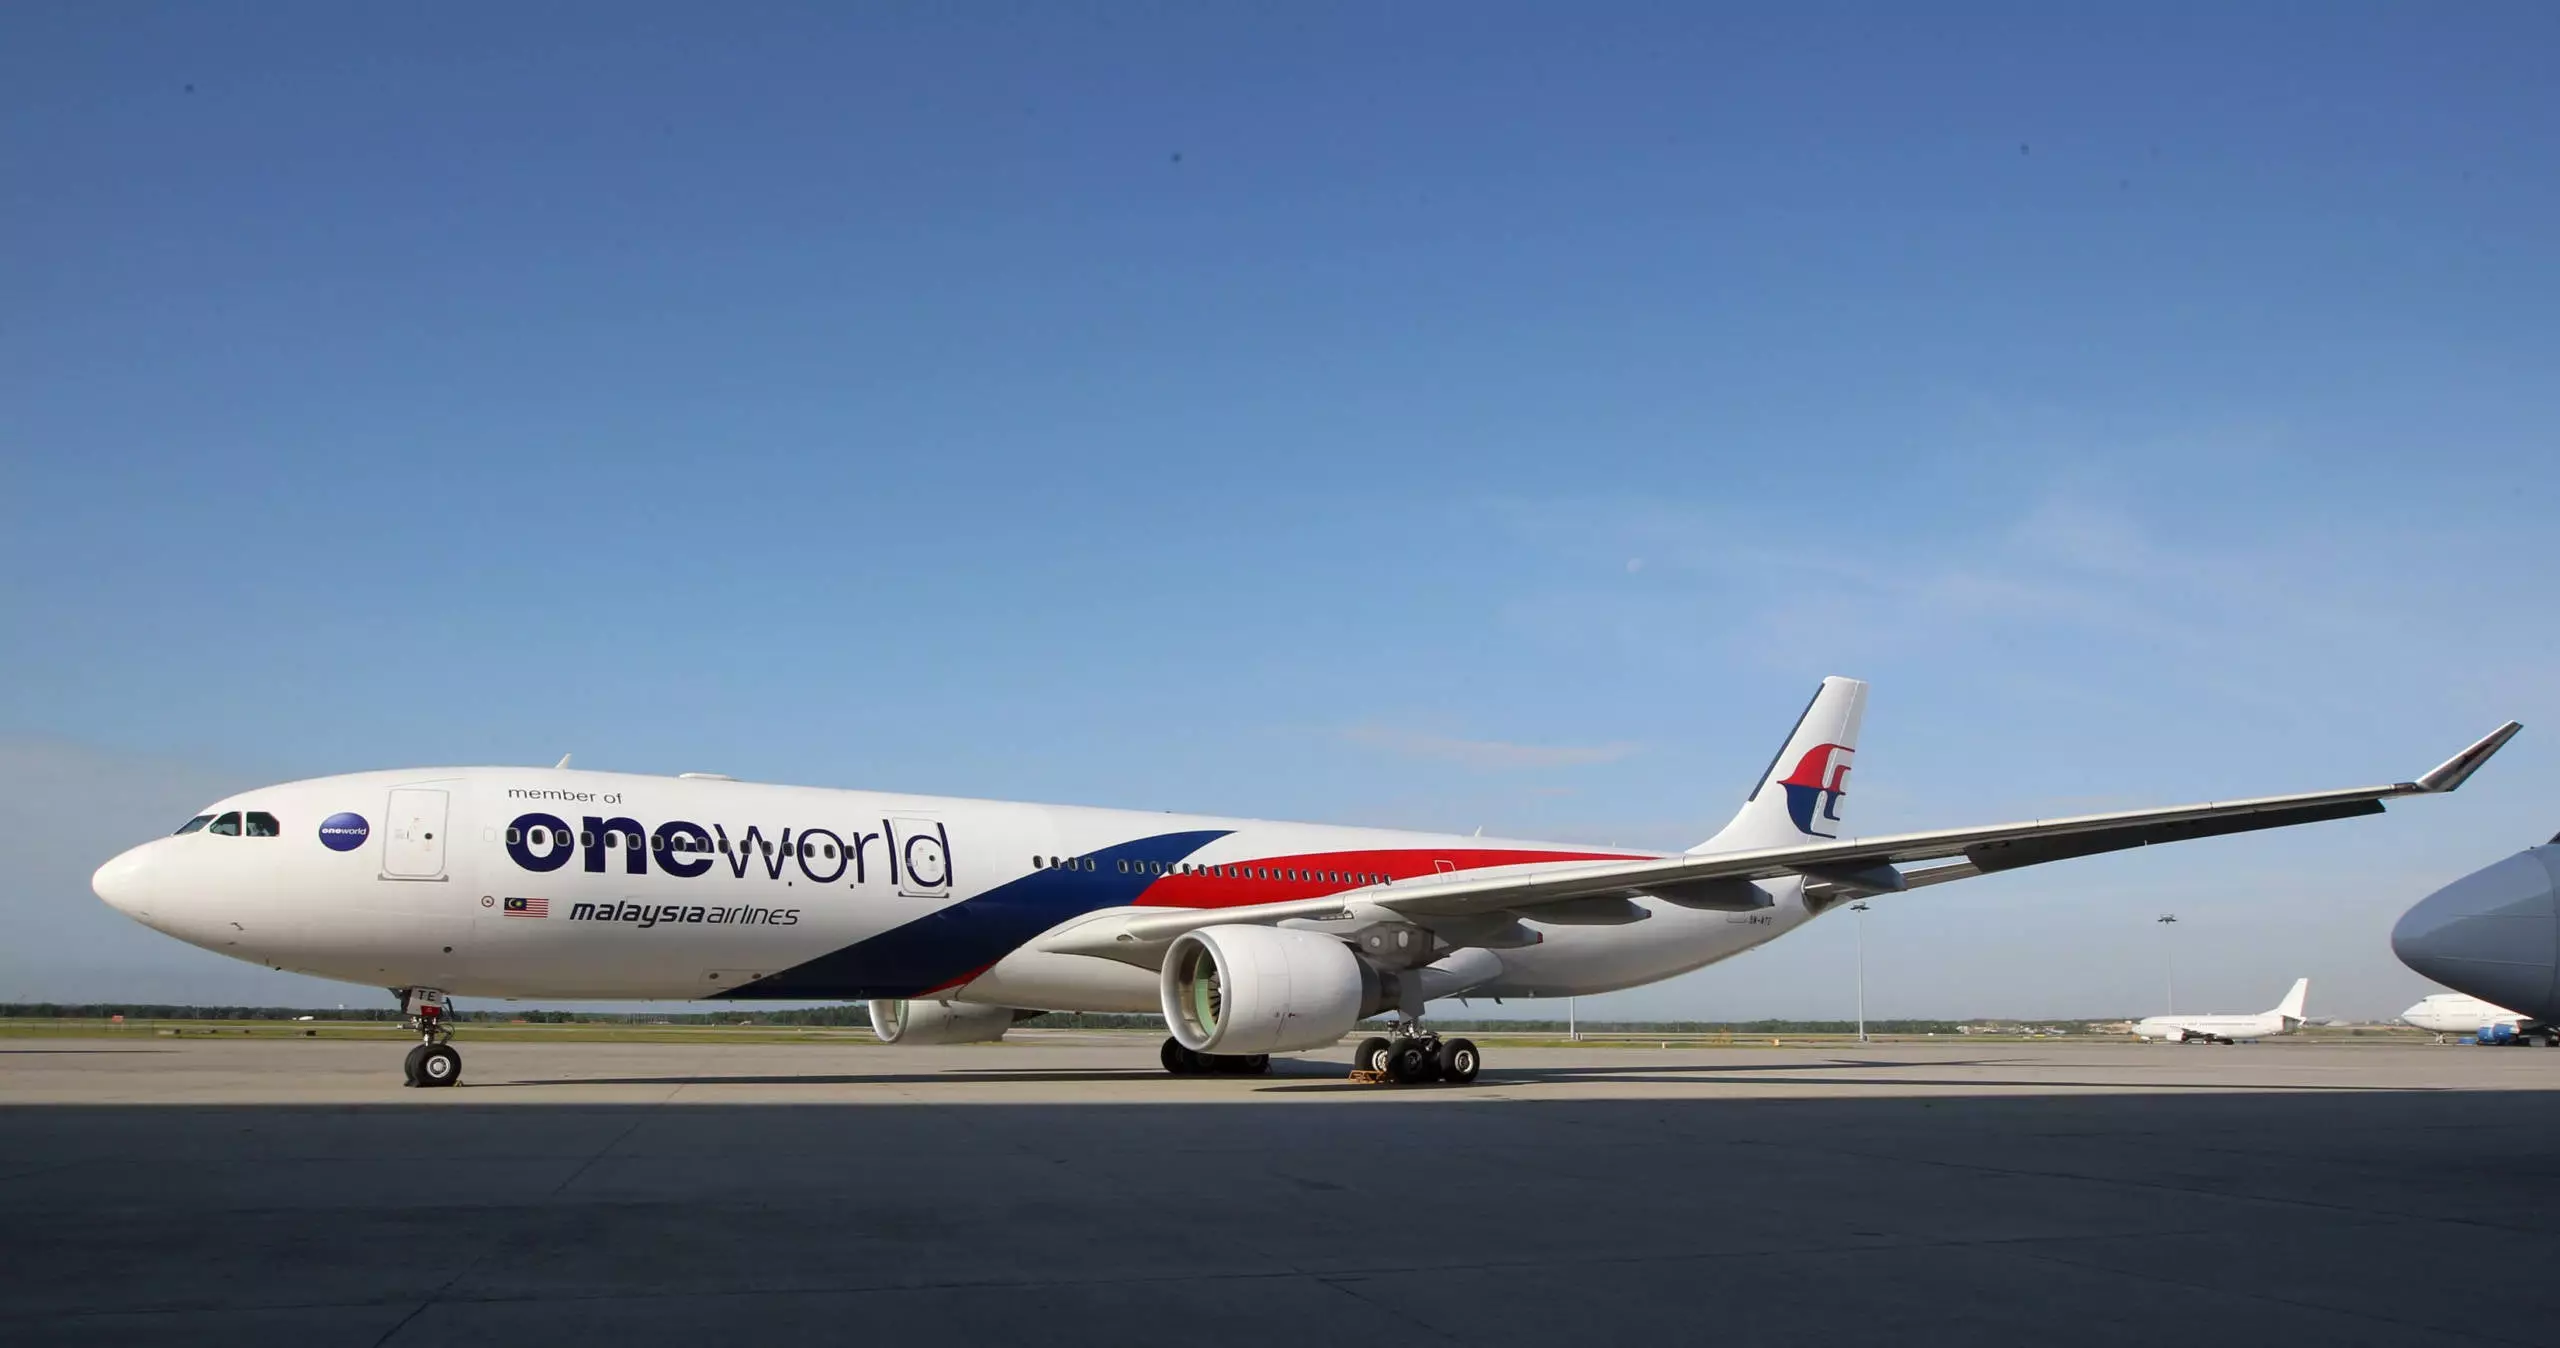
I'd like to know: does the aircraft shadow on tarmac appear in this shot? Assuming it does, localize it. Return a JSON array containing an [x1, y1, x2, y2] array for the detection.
[[5, 1087, 2560, 1347], [468, 1056, 2408, 1094]]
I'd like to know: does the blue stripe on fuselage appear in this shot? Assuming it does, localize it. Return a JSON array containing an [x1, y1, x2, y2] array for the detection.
[[712, 829, 1231, 1000]]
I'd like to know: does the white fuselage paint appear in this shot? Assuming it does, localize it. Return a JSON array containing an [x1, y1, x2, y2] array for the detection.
[[2130, 1012, 2293, 1042], [2400, 993, 2527, 1035], [92, 767, 1822, 1010]]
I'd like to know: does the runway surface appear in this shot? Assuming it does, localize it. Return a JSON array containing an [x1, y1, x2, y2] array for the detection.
[[4, 1035, 2557, 1345]]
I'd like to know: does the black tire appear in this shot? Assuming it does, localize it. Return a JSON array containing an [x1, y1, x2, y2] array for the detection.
[[402, 1044, 427, 1088], [1242, 1054, 1270, 1075], [1160, 1037, 1195, 1075], [1389, 1042, 1436, 1084], [1355, 1036, 1391, 1074], [416, 1044, 461, 1089], [1209, 1053, 1268, 1075], [1437, 1037, 1481, 1085]]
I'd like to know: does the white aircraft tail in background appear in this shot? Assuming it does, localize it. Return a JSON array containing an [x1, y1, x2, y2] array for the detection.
[[2274, 975, 2309, 1024], [2133, 977, 2310, 1044]]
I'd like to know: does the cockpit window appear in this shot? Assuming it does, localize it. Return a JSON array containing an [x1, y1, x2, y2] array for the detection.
[[207, 812, 242, 836], [175, 815, 214, 835], [244, 811, 280, 837]]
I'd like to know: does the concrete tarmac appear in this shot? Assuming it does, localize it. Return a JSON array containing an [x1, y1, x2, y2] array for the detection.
[[4, 1035, 2557, 1345]]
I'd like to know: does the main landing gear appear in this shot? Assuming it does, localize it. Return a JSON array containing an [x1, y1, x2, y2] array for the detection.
[[1159, 1038, 1271, 1075], [398, 988, 461, 1089], [1352, 1024, 1481, 1086]]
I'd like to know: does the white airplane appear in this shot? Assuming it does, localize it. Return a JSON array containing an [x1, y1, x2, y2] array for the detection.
[[2400, 991, 2530, 1040], [2132, 977, 2311, 1044], [88, 678, 2518, 1088]]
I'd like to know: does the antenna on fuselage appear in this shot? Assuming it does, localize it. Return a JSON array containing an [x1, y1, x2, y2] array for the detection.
[[554, 753, 572, 769]]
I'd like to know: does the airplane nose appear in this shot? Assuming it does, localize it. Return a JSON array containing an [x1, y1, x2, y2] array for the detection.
[[2391, 848, 2560, 1016], [92, 846, 152, 917]]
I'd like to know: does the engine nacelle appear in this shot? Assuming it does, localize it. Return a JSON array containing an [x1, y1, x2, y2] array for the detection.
[[1160, 925, 1387, 1055], [868, 999, 1020, 1045]]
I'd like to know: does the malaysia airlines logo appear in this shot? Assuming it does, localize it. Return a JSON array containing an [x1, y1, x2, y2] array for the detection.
[[1780, 743, 1853, 838]]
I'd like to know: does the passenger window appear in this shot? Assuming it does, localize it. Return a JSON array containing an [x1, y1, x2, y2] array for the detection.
[[175, 814, 213, 835], [208, 812, 242, 836], [244, 812, 280, 837], [826, 844, 837, 859]]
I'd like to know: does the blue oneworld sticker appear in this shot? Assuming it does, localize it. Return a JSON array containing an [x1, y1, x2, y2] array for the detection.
[[318, 812, 370, 852]]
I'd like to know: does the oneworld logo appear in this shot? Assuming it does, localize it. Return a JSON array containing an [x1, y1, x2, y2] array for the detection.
[[318, 812, 371, 852], [502, 809, 953, 894]]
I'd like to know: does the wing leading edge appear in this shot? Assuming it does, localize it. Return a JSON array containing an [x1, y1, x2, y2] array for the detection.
[[1039, 720, 2521, 961]]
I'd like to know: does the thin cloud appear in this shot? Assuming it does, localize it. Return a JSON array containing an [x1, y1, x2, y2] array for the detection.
[[1339, 725, 1643, 770]]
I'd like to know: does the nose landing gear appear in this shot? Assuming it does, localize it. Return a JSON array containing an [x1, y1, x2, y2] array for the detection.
[[397, 988, 461, 1088]]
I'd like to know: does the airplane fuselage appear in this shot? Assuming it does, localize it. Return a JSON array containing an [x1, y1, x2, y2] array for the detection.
[[92, 766, 1820, 1009], [2131, 1013, 2289, 1043]]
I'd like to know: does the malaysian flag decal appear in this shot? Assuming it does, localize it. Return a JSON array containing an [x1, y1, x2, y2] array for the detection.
[[503, 896, 549, 918]]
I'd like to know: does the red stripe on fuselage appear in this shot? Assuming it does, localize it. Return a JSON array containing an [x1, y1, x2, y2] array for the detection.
[[1129, 846, 1655, 909]]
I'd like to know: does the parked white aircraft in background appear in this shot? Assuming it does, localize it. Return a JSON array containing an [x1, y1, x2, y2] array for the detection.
[[89, 678, 2517, 1088], [2133, 978, 2311, 1043], [2400, 992, 2530, 1040]]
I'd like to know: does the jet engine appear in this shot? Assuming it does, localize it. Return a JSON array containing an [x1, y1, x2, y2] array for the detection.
[[1160, 924, 1392, 1056], [868, 998, 1022, 1045]]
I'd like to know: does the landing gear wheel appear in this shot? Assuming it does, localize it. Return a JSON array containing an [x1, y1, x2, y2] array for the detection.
[[1355, 1036, 1392, 1074], [1437, 1037, 1481, 1085], [402, 1044, 428, 1088], [1160, 1037, 1199, 1075], [1388, 1042, 1438, 1084], [1211, 1053, 1271, 1075], [415, 1043, 461, 1088]]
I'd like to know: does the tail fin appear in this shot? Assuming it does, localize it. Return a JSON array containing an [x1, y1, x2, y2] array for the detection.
[[1692, 676, 1868, 854], [2274, 977, 2310, 1022]]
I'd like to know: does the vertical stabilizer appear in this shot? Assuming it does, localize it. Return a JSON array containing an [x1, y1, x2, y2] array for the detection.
[[1692, 677, 1868, 854], [2274, 977, 2310, 1023]]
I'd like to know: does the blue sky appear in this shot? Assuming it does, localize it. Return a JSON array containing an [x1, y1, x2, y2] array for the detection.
[[5, 4, 2556, 1019]]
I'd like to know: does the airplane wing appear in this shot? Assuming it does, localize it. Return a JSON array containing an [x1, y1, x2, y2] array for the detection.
[[1038, 720, 2520, 964]]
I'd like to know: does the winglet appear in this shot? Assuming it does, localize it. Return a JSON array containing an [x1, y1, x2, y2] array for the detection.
[[2413, 721, 2521, 794]]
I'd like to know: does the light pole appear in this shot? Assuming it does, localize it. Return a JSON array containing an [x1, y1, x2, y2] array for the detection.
[[2157, 913, 2179, 1013], [1852, 901, 1872, 1043]]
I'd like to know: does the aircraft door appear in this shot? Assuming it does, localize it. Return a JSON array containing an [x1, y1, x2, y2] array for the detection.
[[890, 816, 951, 897], [384, 788, 450, 879]]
